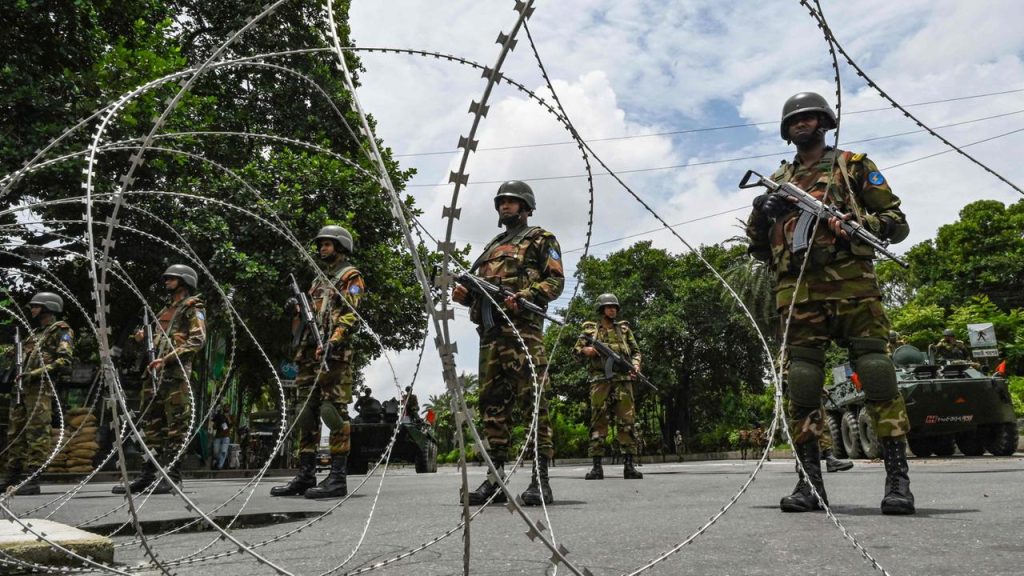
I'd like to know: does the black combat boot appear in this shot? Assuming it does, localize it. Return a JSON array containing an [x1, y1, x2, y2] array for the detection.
[[623, 454, 643, 480], [305, 454, 347, 499], [464, 462, 507, 505], [112, 461, 157, 495], [521, 455, 553, 506], [822, 448, 854, 473], [270, 453, 317, 497], [584, 456, 603, 480], [151, 462, 182, 495], [780, 440, 828, 512], [880, 438, 915, 515]]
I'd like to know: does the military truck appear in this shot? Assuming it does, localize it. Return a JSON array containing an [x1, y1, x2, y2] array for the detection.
[[824, 344, 1018, 459], [346, 397, 438, 475]]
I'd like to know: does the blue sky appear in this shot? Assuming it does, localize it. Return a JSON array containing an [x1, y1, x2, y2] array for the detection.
[[349, 0, 1024, 401]]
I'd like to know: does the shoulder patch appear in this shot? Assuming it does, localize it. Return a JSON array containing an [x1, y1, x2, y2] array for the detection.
[[867, 171, 885, 186], [548, 247, 561, 261], [61, 332, 73, 343], [195, 310, 206, 322], [348, 284, 361, 295]]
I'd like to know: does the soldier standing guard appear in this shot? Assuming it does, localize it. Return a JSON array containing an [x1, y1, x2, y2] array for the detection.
[[113, 265, 205, 495], [934, 329, 968, 361], [2, 293, 74, 495], [574, 293, 643, 480], [271, 225, 363, 499], [745, 92, 915, 515], [452, 180, 564, 506]]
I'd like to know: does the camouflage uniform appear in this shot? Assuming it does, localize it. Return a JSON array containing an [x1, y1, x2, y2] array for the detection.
[[746, 147, 911, 442], [7, 320, 74, 469], [466, 223, 564, 461], [142, 295, 205, 461], [574, 320, 641, 456], [293, 260, 364, 458], [934, 337, 968, 361]]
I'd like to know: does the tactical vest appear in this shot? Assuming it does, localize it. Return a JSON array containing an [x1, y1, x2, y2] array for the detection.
[[583, 320, 636, 377], [773, 149, 876, 268], [156, 296, 201, 355], [23, 321, 71, 372], [470, 226, 545, 328]]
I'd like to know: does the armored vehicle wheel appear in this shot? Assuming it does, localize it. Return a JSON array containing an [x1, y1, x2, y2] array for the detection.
[[348, 456, 369, 475], [983, 423, 1019, 456], [908, 436, 933, 458], [856, 409, 881, 459], [415, 440, 438, 473], [841, 410, 864, 458], [825, 412, 847, 458], [932, 434, 956, 457], [955, 431, 985, 456]]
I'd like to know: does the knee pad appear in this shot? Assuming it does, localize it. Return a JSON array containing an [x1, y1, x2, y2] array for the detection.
[[849, 337, 898, 402], [787, 346, 826, 409], [319, 401, 349, 431]]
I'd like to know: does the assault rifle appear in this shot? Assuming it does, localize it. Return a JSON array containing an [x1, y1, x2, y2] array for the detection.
[[13, 327, 23, 403], [289, 273, 329, 370], [455, 273, 564, 332], [579, 332, 660, 394], [738, 170, 909, 268], [142, 309, 158, 392]]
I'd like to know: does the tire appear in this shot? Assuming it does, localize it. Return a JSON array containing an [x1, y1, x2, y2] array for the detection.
[[825, 412, 847, 458], [955, 431, 985, 456], [908, 436, 933, 458], [932, 434, 956, 457], [857, 409, 881, 459], [415, 441, 438, 473], [983, 423, 1019, 456], [841, 410, 863, 458]]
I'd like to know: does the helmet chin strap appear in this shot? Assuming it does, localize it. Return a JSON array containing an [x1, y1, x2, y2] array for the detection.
[[498, 208, 524, 228]]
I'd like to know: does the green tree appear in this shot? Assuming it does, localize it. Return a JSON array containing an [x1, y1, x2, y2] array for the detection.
[[1, 2, 435, 407], [547, 242, 770, 452]]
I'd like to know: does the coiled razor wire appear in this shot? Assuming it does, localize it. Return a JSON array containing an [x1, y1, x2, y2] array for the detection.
[[1, 1, 1020, 575]]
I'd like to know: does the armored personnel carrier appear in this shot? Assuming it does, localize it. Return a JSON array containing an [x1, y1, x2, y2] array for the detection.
[[346, 397, 437, 475], [824, 344, 1018, 459]]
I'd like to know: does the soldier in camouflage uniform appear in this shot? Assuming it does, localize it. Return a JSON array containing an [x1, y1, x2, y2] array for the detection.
[[113, 265, 206, 495], [574, 293, 643, 480], [934, 329, 968, 361], [271, 225, 363, 499], [2, 293, 74, 495], [887, 330, 907, 356], [452, 180, 564, 506], [745, 92, 915, 515]]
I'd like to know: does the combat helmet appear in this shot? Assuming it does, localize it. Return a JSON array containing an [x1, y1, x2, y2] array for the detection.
[[162, 264, 199, 290], [315, 225, 354, 254], [780, 92, 837, 140], [29, 292, 64, 314], [594, 293, 620, 314], [943, 329, 955, 337], [494, 180, 536, 212]]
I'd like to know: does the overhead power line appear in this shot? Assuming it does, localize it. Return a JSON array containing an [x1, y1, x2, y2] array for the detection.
[[406, 108, 1024, 188], [394, 87, 1024, 158]]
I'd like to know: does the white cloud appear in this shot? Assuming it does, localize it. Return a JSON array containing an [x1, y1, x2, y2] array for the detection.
[[351, 0, 1024, 401]]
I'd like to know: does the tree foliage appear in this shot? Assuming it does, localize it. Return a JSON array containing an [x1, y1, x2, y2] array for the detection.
[[1, 2, 435, 402], [546, 242, 771, 452]]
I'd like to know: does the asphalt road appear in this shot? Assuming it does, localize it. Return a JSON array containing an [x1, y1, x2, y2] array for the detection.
[[6, 454, 1023, 576]]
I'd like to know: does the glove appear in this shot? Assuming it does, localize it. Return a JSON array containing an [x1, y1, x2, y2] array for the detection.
[[753, 193, 796, 220]]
